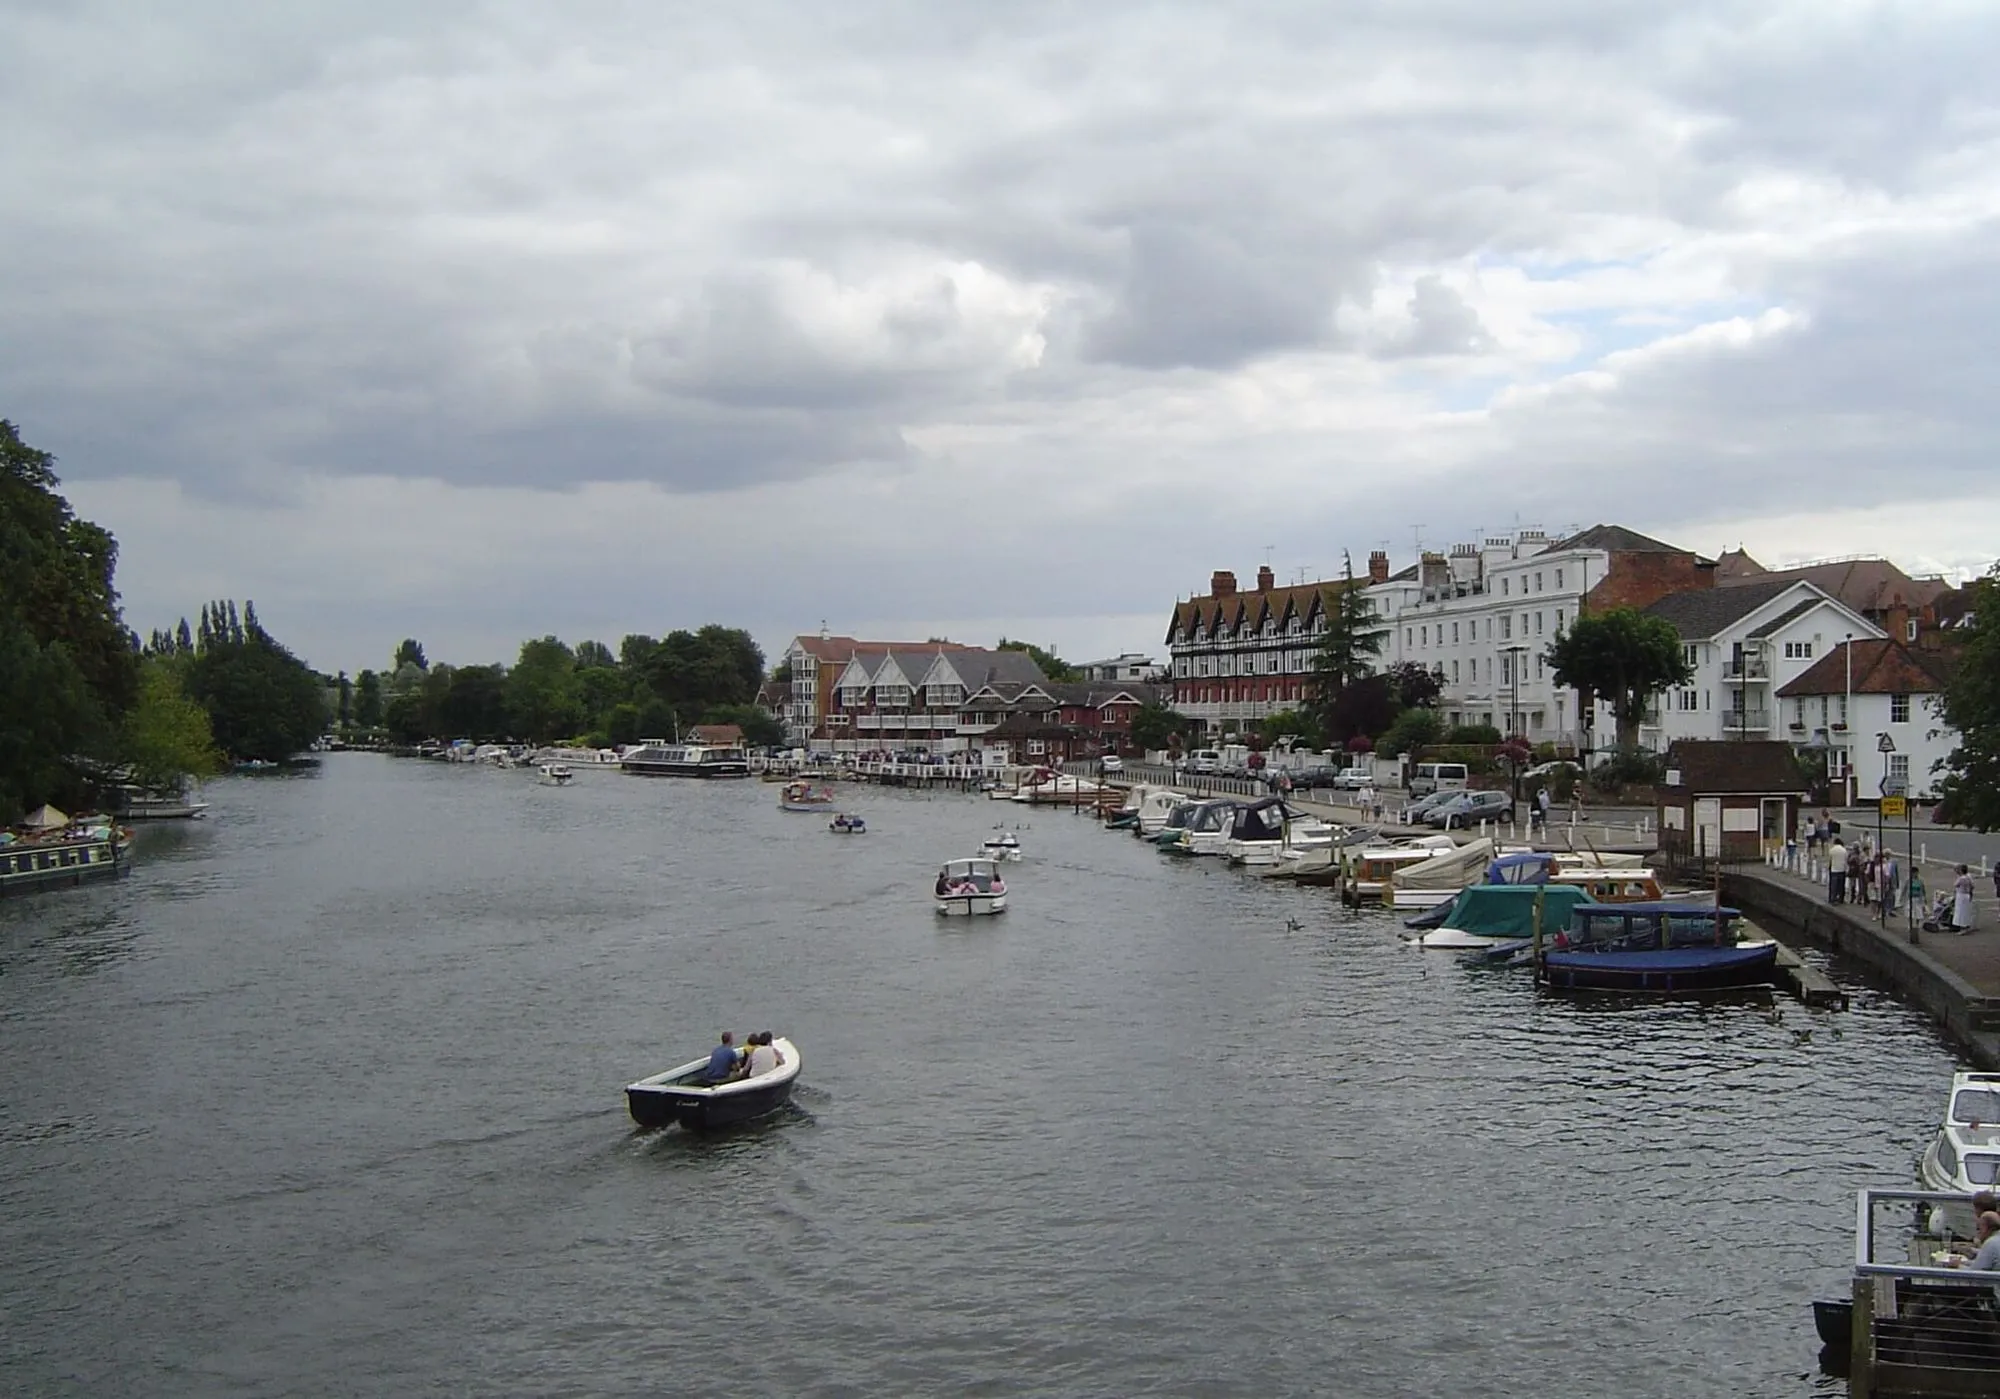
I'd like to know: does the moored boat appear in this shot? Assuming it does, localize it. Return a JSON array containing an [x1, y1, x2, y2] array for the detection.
[[625, 1037, 802, 1130], [1221, 797, 1337, 866], [1164, 799, 1242, 857], [1338, 836, 1462, 905], [0, 807, 133, 898], [1409, 884, 1601, 950], [1918, 1071, 2000, 1235], [934, 857, 1007, 916], [111, 782, 210, 820], [620, 739, 752, 779], [1534, 902, 1778, 993]]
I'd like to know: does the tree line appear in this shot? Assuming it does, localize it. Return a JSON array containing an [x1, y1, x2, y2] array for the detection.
[[341, 626, 784, 750]]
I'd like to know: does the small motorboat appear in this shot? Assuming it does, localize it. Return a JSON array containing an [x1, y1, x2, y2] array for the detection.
[[625, 1037, 802, 1130], [1918, 1071, 2000, 1235], [1811, 1297, 1852, 1350], [829, 812, 867, 834], [1534, 903, 1779, 993], [982, 830, 1023, 862], [538, 763, 574, 786], [1409, 884, 1600, 950], [779, 780, 836, 812], [935, 857, 1007, 916]]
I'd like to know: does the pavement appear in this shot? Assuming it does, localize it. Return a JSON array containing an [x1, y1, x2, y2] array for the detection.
[[1756, 851, 2000, 997]]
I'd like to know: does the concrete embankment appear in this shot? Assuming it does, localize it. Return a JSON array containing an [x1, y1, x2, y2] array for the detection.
[[1724, 866, 2000, 1067]]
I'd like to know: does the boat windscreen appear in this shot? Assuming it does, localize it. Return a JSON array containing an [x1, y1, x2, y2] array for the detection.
[[1967, 1154, 2000, 1186], [1953, 1089, 2000, 1126]]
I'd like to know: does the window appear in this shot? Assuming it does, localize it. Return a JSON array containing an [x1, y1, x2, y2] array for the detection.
[[1836, 694, 1848, 725], [1534, 572, 1543, 592], [1677, 689, 1699, 712], [1535, 655, 1544, 678], [1420, 625, 1428, 647], [1468, 619, 1479, 641], [1890, 753, 1910, 785], [1891, 693, 1910, 723], [1502, 616, 1512, 640], [1451, 660, 1460, 683], [1503, 577, 1511, 596], [1683, 643, 1699, 668], [1784, 641, 1814, 660], [1555, 609, 1565, 632], [1555, 567, 1564, 588], [1907, 618, 1919, 642], [1452, 623, 1459, 644], [1501, 655, 1512, 685], [1405, 627, 1413, 647], [1535, 612, 1544, 635]]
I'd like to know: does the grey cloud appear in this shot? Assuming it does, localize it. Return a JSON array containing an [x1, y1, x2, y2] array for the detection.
[[1375, 276, 1494, 358]]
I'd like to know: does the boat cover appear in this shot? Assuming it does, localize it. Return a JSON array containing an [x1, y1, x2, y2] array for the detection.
[[1391, 838, 1496, 893], [1227, 798, 1300, 843], [1487, 852, 1553, 884], [1435, 884, 1598, 938]]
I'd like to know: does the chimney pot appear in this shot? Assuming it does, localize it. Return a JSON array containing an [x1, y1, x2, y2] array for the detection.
[[1368, 550, 1390, 584], [1256, 565, 1275, 592], [1210, 570, 1238, 599]]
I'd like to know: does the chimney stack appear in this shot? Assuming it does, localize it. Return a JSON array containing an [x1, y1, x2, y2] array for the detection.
[[1885, 592, 1910, 644], [1368, 550, 1389, 584], [1210, 570, 1238, 599], [1256, 565, 1275, 592]]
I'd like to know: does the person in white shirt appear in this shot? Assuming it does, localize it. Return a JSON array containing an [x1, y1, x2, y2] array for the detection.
[[745, 1031, 785, 1077]]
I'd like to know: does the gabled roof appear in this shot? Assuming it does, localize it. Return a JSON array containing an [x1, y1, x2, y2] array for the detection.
[[1717, 557, 1951, 616], [1775, 638, 1952, 698], [1545, 524, 1689, 555], [690, 724, 743, 746], [1661, 741, 1808, 795], [1045, 682, 1166, 708], [1165, 576, 1354, 644], [1644, 578, 1805, 639]]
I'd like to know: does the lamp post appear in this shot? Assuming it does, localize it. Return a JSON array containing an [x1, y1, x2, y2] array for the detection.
[[1843, 633, 1854, 806]]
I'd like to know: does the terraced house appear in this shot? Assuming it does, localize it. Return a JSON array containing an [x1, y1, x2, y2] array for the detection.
[[821, 646, 1049, 754]]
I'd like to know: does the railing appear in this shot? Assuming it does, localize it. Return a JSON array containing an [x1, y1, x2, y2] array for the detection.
[[1723, 709, 1772, 732], [1722, 660, 1770, 680]]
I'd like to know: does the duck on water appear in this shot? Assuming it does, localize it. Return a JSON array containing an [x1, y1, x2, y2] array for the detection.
[[625, 1031, 802, 1130]]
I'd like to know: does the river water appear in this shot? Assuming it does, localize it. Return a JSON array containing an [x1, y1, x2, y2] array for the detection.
[[0, 755, 1963, 1396]]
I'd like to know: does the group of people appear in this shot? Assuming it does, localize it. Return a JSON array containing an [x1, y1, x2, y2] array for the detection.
[[701, 1030, 786, 1084], [1947, 1192, 2000, 1275], [1805, 808, 1983, 932]]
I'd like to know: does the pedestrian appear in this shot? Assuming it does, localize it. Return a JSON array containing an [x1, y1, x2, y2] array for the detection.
[[1537, 785, 1552, 832], [1828, 838, 1847, 903], [1956, 865, 1978, 934], [1881, 852, 1900, 917]]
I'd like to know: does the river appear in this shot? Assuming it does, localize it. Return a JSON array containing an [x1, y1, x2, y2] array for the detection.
[[0, 755, 1963, 1396]]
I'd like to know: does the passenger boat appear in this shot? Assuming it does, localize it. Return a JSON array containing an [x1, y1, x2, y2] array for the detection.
[[1534, 903, 1779, 993], [828, 812, 867, 834], [779, 780, 837, 812], [620, 739, 752, 779], [934, 857, 1007, 916], [982, 830, 1023, 862], [537, 763, 574, 786], [112, 782, 209, 820], [1410, 884, 1601, 950], [0, 808, 133, 898], [1918, 1071, 2000, 1235], [624, 1037, 802, 1130]]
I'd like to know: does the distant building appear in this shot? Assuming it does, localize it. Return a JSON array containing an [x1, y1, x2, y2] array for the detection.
[[776, 633, 978, 747], [1775, 638, 1954, 802], [824, 646, 1049, 754], [1714, 550, 1952, 641], [689, 724, 744, 748], [1163, 565, 1355, 737], [1075, 653, 1162, 683]]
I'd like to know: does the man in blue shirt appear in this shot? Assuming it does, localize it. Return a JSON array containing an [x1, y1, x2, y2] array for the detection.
[[702, 1031, 742, 1084]]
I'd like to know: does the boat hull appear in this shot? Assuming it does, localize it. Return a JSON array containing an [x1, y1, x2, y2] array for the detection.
[[1537, 942, 1780, 993], [625, 1040, 801, 1130], [1813, 1298, 1853, 1350], [623, 760, 751, 779], [937, 894, 1007, 916], [0, 839, 130, 898]]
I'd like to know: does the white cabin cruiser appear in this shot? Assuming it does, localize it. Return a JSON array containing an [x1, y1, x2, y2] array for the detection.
[[1221, 798, 1337, 867], [1919, 1071, 2000, 1235], [1164, 799, 1242, 857], [934, 857, 1007, 916], [982, 830, 1023, 862], [1133, 787, 1192, 837], [537, 763, 574, 786]]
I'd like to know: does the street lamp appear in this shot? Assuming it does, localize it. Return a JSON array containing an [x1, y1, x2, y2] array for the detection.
[[1843, 632, 1854, 806]]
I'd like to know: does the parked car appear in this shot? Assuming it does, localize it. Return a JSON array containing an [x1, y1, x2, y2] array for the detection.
[[1522, 760, 1581, 781], [1099, 754, 1124, 773], [1427, 790, 1516, 829], [1400, 791, 1459, 824], [1185, 750, 1224, 774], [1331, 769, 1374, 790]]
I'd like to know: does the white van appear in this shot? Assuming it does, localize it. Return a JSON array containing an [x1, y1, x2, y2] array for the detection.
[[1186, 750, 1224, 774], [1408, 761, 1470, 796]]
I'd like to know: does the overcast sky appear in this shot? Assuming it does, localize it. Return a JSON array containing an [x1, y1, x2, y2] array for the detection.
[[7, 1, 1996, 676]]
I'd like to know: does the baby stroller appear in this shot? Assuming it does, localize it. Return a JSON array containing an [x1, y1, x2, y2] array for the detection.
[[1922, 891, 1962, 934]]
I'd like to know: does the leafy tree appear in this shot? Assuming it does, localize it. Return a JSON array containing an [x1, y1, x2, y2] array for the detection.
[[997, 638, 1078, 682], [573, 639, 616, 669], [1305, 553, 1382, 731], [1545, 606, 1693, 755], [1445, 724, 1503, 745], [1131, 700, 1196, 754], [0, 420, 137, 820], [354, 670, 384, 729], [1327, 673, 1398, 745], [1378, 707, 1444, 758], [1386, 662, 1441, 710], [186, 602, 329, 760], [505, 637, 583, 742], [772, 659, 793, 685], [701, 702, 784, 750], [1935, 562, 2000, 830], [394, 638, 428, 672], [438, 664, 509, 739], [120, 658, 223, 791], [336, 671, 352, 729], [1256, 708, 1323, 749]]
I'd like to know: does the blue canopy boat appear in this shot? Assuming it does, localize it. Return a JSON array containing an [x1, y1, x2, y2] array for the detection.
[[1535, 902, 1779, 993]]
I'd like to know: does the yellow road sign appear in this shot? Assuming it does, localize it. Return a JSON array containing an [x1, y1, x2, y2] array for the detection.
[[1881, 796, 1907, 819]]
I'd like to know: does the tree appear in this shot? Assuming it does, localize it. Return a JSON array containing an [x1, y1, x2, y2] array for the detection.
[[1378, 707, 1444, 758], [354, 670, 384, 729], [505, 637, 583, 742], [997, 638, 1079, 682], [1935, 562, 2000, 830], [1327, 673, 1399, 745], [701, 702, 784, 750], [336, 671, 352, 729], [120, 658, 223, 791], [438, 664, 509, 739], [0, 420, 136, 820], [393, 638, 428, 672], [1386, 662, 1441, 711], [1545, 606, 1694, 755], [185, 602, 329, 761], [1130, 700, 1195, 754], [1305, 553, 1382, 731], [573, 639, 616, 669]]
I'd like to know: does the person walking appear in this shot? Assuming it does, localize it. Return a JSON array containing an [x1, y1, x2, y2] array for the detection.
[[1956, 865, 1978, 934], [1828, 837, 1847, 903], [1881, 851, 1900, 917]]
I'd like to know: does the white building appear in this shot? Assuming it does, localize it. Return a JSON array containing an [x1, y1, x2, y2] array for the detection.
[[1775, 638, 1955, 801]]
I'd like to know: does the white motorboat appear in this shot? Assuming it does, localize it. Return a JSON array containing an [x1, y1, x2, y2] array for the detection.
[[1919, 1071, 2000, 1236], [1221, 798, 1339, 866], [1133, 787, 1192, 837], [112, 782, 209, 820], [934, 857, 1007, 916], [1164, 799, 1242, 857], [982, 830, 1023, 862], [531, 746, 621, 771], [1011, 769, 1108, 804], [537, 763, 574, 787]]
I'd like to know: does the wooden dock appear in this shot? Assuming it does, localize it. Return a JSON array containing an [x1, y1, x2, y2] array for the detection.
[[1775, 943, 1850, 1009]]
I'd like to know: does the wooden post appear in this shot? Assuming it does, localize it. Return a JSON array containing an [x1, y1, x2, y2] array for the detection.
[[1849, 1273, 1876, 1397]]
